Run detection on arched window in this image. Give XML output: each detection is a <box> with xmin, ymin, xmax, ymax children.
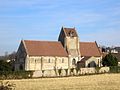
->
<box><xmin>72</xmin><ymin>59</ymin><xmax>76</xmax><ymax>65</ymax></box>
<box><xmin>88</xmin><ymin>61</ymin><xmax>96</xmax><ymax>67</ymax></box>
<box><xmin>69</xmin><ymin>30</ymin><xmax>74</xmax><ymax>37</ymax></box>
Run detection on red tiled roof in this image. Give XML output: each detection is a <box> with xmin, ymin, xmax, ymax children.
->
<box><xmin>80</xmin><ymin>42</ymin><xmax>101</xmax><ymax>57</ymax></box>
<box><xmin>23</xmin><ymin>40</ymin><xmax>68</xmax><ymax>57</ymax></box>
<box><xmin>63</xmin><ymin>28</ymin><xmax>78</xmax><ymax>37</ymax></box>
<box><xmin>22</xmin><ymin>41</ymin><xmax>101</xmax><ymax>57</ymax></box>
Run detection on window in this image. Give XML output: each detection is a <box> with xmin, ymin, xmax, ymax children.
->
<box><xmin>35</xmin><ymin>59</ymin><xmax>37</xmax><ymax>63</ymax></box>
<box><xmin>62</xmin><ymin>59</ymin><xmax>64</xmax><ymax>63</ymax></box>
<box><xmin>88</xmin><ymin>61</ymin><xmax>96</xmax><ymax>67</ymax></box>
<box><xmin>69</xmin><ymin>30</ymin><xmax>74</xmax><ymax>37</ymax></box>
<box><xmin>72</xmin><ymin>59</ymin><xmax>76</xmax><ymax>65</ymax></box>
<box><xmin>48</xmin><ymin>59</ymin><xmax>51</xmax><ymax>63</ymax></box>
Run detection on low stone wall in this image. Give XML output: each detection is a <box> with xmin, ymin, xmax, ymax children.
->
<box><xmin>32</xmin><ymin>67</ymin><xmax>110</xmax><ymax>77</ymax></box>
<box><xmin>99</xmin><ymin>67</ymin><xmax>110</xmax><ymax>73</ymax></box>
<box><xmin>32</xmin><ymin>71</ymin><xmax>42</xmax><ymax>77</ymax></box>
<box><xmin>80</xmin><ymin>68</ymin><xmax>97</xmax><ymax>74</ymax></box>
<box><xmin>43</xmin><ymin>70</ymin><xmax>56</xmax><ymax>77</ymax></box>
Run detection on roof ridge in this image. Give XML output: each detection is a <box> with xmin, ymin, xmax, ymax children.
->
<box><xmin>24</xmin><ymin>40</ymin><xmax>60</xmax><ymax>43</ymax></box>
<box><xmin>63</xmin><ymin>27</ymin><xmax>75</xmax><ymax>29</ymax></box>
<box><xmin>80</xmin><ymin>41</ymin><xmax>96</xmax><ymax>43</ymax></box>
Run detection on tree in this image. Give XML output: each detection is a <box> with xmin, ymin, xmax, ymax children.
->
<box><xmin>102</xmin><ymin>53</ymin><xmax>118</xmax><ymax>66</ymax></box>
<box><xmin>0</xmin><ymin>60</ymin><xmax>12</xmax><ymax>71</ymax></box>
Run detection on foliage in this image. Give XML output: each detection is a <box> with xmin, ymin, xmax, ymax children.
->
<box><xmin>110</xmin><ymin>66</ymin><xmax>120</xmax><ymax>73</ymax></box>
<box><xmin>95</xmin><ymin>66</ymin><xmax>101</xmax><ymax>73</ymax></box>
<box><xmin>0</xmin><ymin>52</ymin><xmax>16</xmax><ymax>61</ymax></box>
<box><xmin>0</xmin><ymin>71</ymin><xmax>33</xmax><ymax>80</ymax></box>
<box><xmin>102</xmin><ymin>53</ymin><xmax>118</xmax><ymax>66</ymax></box>
<box><xmin>0</xmin><ymin>60</ymin><xmax>12</xmax><ymax>72</ymax></box>
<box><xmin>0</xmin><ymin>81</ymin><xmax>16</xmax><ymax>90</ymax></box>
<box><xmin>58</xmin><ymin>69</ymin><xmax>62</xmax><ymax>76</ymax></box>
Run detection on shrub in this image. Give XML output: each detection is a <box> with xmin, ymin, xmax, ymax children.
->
<box><xmin>58</xmin><ymin>69</ymin><xmax>62</xmax><ymax>76</ymax></box>
<box><xmin>110</xmin><ymin>66</ymin><xmax>120</xmax><ymax>73</ymax></box>
<box><xmin>0</xmin><ymin>60</ymin><xmax>12</xmax><ymax>72</ymax></box>
<box><xmin>0</xmin><ymin>71</ymin><xmax>33</xmax><ymax>80</ymax></box>
<box><xmin>102</xmin><ymin>53</ymin><xmax>118</xmax><ymax>66</ymax></box>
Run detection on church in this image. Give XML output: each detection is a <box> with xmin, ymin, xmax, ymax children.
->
<box><xmin>15</xmin><ymin>27</ymin><xmax>102</xmax><ymax>74</ymax></box>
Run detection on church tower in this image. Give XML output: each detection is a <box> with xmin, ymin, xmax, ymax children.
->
<box><xmin>58</xmin><ymin>27</ymin><xmax>81</xmax><ymax>68</ymax></box>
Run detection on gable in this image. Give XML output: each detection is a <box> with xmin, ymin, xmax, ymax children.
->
<box><xmin>16</xmin><ymin>40</ymin><xmax>27</xmax><ymax>59</ymax></box>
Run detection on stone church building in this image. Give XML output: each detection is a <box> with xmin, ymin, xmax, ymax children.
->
<box><xmin>15</xmin><ymin>27</ymin><xmax>101</xmax><ymax>74</ymax></box>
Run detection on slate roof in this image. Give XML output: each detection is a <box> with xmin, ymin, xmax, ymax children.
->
<box><xmin>23</xmin><ymin>40</ymin><xmax>68</xmax><ymax>57</ymax></box>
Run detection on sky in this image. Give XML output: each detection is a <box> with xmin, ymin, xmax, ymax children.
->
<box><xmin>0</xmin><ymin>0</ymin><xmax>120</xmax><ymax>55</ymax></box>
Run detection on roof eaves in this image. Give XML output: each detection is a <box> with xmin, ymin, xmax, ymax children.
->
<box><xmin>22</xmin><ymin>40</ymin><xmax>29</xmax><ymax>55</ymax></box>
<box><xmin>95</xmin><ymin>41</ymin><xmax>101</xmax><ymax>56</ymax></box>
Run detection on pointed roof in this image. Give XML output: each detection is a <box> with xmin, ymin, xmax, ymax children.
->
<box><xmin>23</xmin><ymin>40</ymin><xmax>68</xmax><ymax>57</ymax></box>
<box><xmin>63</xmin><ymin>27</ymin><xmax>78</xmax><ymax>37</ymax></box>
<box><xmin>80</xmin><ymin>42</ymin><xmax>101</xmax><ymax>57</ymax></box>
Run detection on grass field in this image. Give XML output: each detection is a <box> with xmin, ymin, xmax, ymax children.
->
<box><xmin>3</xmin><ymin>73</ymin><xmax>120</xmax><ymax>90</ymax></box>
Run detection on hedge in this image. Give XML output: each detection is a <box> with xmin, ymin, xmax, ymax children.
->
<box><xmin>110</xmin><ymin>66</ymin><xmax>120</xmax><ymax>73</ymax></box>
<box><xmin>0</xmin><ymin>71</ymin><xmax>33</xmax><ymax>80</ymax></box>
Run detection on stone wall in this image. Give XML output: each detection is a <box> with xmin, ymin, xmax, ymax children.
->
<box><xmin>99</xmin><ymin>67</ymin><xmax>110</xmax><ymax>73</ymax></box>
<box><xmin>26</xmin><ymin>56</ymin><xmax>68</xmax><ymax>71</ymax></box>
<box><xmin>118</xmin><ymin>62</ymin><xmax>120</xmax><ymax>66</ymax></box>
<box><xmin>32</xmin><ymin>67</ymin><xmax>110</xmax><ymax>77</ymax></box>
<box><xmin>80</xmin><ymin>68</ymin><xmax>97</xmax><ymax>74</ymax></box>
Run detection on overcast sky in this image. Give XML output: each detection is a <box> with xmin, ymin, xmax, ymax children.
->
<box><xmin>0</xmin><ymin>0</ymin><xmax>120</xmax><ymax>55</ymax></box>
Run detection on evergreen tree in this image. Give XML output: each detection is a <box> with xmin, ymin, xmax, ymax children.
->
<box><xmin>102</xmin><ymin>53</ymin><xmax>118</xmax><ymax>66</ymax></box>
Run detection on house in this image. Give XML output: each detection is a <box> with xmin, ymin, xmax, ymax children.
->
<box><xmin>15</xmin><ymin>27</ymin><xmax>102</xmax><ymax>74</ymax></box>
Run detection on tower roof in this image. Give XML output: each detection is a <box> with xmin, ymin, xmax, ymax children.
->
<box><xmin>63</xmin><ymin>27</ymin><xmax>78</xmax><ymax>37</ymax></box>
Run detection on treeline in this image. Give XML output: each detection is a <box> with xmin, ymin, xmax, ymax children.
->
<box><xmin>0</xmin><ymin>52</ymin><xmax>33</xmax><ymax>80</ymax></box>
<box><xmin>0</xmin><ymin>51</ymin><xmax>16</xmax><ymax>61</ymax></box>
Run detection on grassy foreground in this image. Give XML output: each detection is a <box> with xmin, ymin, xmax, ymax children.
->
<box><xmin>3</xmin><ymin>74</ymin><xmax>120</xmax><ymax>90</ymax></box>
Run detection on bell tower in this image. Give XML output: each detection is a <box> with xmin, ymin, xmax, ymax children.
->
<box><xmin>58</xmin><ymin>27</ymin><xmax>81</xmax><ymax>68</ymax></box>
